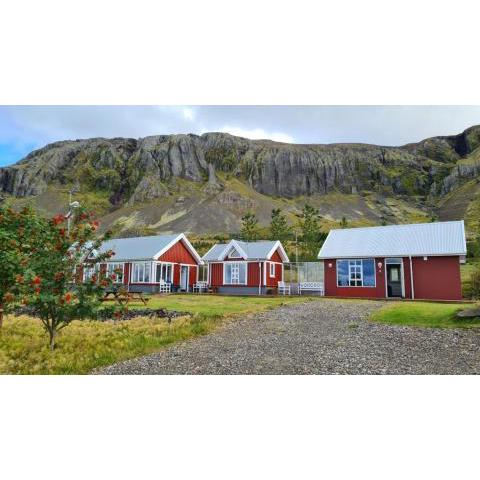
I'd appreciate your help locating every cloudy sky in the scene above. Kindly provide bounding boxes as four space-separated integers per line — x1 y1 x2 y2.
0 105 479 167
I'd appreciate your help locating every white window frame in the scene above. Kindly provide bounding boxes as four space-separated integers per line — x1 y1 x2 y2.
155 262 174 283
349 259 363 287
106 262 124 283
83 263 99 282
131 261 153 283
223 262 247 285
269 262 275 277
227 247 243 259
336 259 376 288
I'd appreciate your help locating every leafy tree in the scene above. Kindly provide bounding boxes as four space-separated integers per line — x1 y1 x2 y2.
298 203 323 260
269 208 291 241
26 209 115 350
339 216 348 229
0 206 46 328
240 211 260 241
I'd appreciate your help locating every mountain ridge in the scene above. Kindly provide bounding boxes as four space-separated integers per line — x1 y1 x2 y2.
1 125 480 237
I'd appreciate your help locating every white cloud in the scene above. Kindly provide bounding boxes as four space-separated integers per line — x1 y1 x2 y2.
182 107 195 121
217 126 295 143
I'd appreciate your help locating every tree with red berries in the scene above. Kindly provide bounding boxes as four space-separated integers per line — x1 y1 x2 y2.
25 209 115 349
0 205 47 328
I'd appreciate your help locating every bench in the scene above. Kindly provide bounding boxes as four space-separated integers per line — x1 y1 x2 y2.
193 281 208 293
298 282 324 295
277 281 291 295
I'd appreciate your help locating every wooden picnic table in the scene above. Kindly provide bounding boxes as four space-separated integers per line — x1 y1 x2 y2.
102 289 150 306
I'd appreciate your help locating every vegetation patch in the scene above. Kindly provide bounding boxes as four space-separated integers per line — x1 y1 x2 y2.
0 295 308 374
370 301 480 328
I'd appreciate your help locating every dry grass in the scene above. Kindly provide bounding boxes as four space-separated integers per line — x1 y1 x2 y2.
0 295 308 374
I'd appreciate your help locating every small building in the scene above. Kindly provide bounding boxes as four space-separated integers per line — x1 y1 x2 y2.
83 233 203 293
202 239 290 294
318 221 466 301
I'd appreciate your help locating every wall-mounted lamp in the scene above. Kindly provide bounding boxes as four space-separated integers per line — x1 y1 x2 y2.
328 263 333 268
377 262 383 269
423 256 428 261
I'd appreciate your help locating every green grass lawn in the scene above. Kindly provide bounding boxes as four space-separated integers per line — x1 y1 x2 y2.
0 294 308 374
128 294 307 316
370 301 480 328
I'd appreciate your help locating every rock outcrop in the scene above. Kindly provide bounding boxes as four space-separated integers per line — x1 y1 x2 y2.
1 126 480 207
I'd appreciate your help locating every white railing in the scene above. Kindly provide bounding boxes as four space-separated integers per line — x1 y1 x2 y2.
298 282 324 295
158 281 172 293
278 281 291 295
193 281 208 293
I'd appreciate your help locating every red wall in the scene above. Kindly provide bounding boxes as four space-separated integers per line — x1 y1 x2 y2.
411 256 462 300
158 240 199 265
324 256 462 300
324 258 385 298
210 263 223 286
124 238 199 288
248 262 262 286
209 246 285 288
270 250 283 263
266 262 283 287
209 261 282 287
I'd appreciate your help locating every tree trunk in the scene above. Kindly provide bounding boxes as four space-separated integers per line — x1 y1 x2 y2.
0 307 3 329
49 329 56 351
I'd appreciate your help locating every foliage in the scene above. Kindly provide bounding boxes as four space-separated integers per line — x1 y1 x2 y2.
0 295 308 374
467 266 480 299
23 209 115 349
205 147 238 172
339 216 348 229
240 211 260 241
0 206 47 326
298 203 326 260
370 302 476 328
269 208 291 241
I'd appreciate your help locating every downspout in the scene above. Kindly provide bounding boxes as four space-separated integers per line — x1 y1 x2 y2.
258 262 262 296
409 256 415 300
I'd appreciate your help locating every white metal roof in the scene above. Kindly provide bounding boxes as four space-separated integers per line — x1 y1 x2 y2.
318 221 466 259
96 233 202 263
203 239 289 262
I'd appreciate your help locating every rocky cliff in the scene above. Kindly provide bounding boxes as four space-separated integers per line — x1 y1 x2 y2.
1 126 480 234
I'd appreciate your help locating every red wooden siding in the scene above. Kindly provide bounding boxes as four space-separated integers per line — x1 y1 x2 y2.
270 250 283 263
210 263 223 286
324 256 462 300
411 256 462 300
124 263 131 285
265 262 283 287
158 239 199 265
247 262 261 286
189 265 197 285
324 258 386 298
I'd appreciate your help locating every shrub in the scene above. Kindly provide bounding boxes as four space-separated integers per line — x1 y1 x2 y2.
468 267 480 299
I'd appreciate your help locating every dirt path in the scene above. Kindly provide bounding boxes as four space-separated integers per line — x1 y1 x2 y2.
99 299 480 374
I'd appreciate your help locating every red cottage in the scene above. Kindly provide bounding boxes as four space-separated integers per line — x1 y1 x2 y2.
202 239 290 294
82 233 202 293
318 221 466 301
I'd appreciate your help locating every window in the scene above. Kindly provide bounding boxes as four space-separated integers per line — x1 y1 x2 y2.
224 262 247 284
156 263 173 283
228 247 242 259
269 262 275 277
337 259 375 287
106 262 124 283
131 262 152 283
83 264 99 282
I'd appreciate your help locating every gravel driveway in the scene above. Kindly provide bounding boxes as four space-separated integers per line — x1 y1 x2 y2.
99 299 480 374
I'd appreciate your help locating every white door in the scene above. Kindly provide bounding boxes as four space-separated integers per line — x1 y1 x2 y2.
180 266 189 291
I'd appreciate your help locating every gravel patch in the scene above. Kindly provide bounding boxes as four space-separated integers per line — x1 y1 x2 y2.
98 299 480 374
